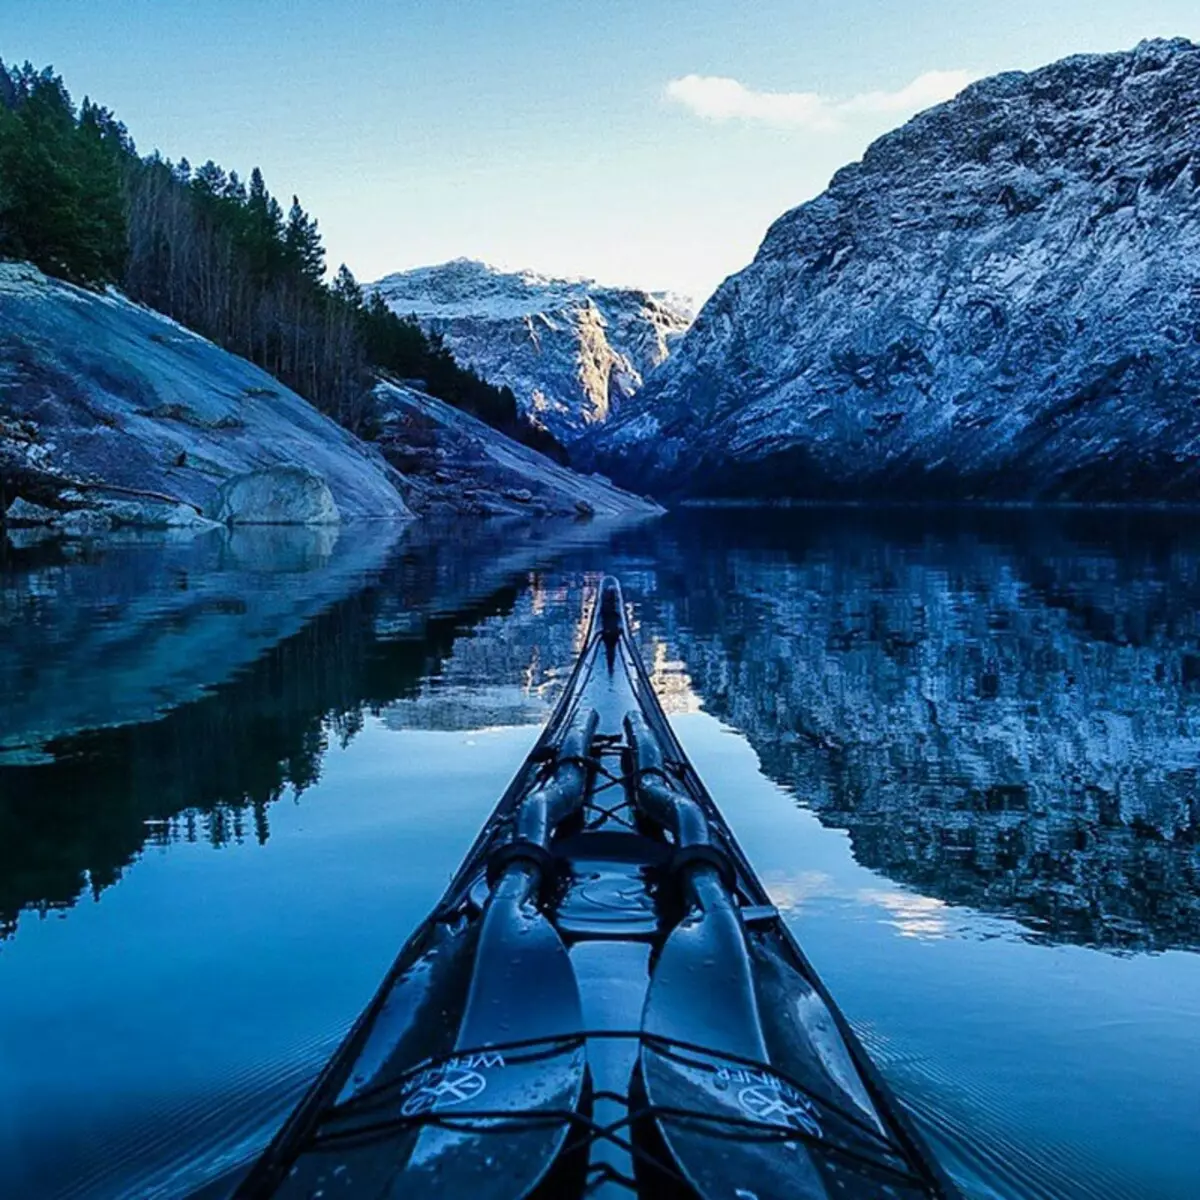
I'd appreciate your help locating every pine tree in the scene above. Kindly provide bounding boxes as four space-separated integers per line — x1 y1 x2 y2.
192 159 226 198
331 263 363 308
75 97 129 280
247 165 267 209
0 59 16 112
0 66 125 283
223 170 247 204
284 195 324 282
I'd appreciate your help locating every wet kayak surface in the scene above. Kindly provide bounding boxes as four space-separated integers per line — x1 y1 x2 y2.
1 510 1198 1198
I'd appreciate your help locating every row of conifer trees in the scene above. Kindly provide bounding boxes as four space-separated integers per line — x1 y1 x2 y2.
0 61 563 456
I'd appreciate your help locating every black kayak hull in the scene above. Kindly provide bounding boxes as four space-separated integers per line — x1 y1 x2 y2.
228 577 962 1200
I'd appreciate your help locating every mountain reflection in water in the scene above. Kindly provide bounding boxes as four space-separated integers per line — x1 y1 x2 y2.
0 520 612 935
635 511 1200 954
2 510 1199 954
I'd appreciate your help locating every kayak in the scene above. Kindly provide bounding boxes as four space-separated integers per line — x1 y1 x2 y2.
231 577 962 1199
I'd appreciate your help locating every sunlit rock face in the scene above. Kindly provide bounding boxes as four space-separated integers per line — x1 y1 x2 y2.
629 513 1200 952
593 40 1200 501
368 259 693 446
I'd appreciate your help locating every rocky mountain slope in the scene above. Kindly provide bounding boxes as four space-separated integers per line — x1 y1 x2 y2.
0 263 411 525
369 259 692 446
373 380 660 519
592 39 1200 501
0 262 655 529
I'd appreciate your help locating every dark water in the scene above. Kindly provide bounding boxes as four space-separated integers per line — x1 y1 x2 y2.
1 511 1198 1199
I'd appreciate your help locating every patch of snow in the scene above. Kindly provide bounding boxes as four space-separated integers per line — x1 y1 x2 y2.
367 259 693 445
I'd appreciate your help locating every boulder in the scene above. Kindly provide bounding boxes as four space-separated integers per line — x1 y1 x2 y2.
208 465 341 526
5 497 60 525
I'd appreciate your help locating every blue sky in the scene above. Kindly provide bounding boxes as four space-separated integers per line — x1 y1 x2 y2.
7 1 1200 301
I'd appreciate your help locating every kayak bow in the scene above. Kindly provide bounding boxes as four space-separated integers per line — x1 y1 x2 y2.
231 577 961 1199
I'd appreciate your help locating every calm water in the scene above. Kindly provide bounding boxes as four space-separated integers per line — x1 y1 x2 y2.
1 511 1198 1199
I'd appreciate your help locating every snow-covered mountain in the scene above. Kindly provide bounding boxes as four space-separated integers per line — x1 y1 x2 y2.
591 39 1200 501
368 259 693 446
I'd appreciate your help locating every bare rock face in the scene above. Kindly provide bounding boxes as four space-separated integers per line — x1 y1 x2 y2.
0 263 411 525
372 380 663 520
208 465 340 525
368 259 693 446
592 39 1200 501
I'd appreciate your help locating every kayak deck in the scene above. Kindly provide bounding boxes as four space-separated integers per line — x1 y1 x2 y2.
231 578 960 1199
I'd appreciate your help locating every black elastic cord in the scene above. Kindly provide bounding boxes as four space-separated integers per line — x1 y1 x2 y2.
309 1095 922 1189
309 1103 692 1189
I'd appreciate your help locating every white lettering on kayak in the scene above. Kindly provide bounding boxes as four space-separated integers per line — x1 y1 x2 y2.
456 1051 506 1070
401 1067 487 1116
737 1082 823 1139
399 1053 505 1116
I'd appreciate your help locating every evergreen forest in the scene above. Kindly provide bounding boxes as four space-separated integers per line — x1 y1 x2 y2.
0 61 564 458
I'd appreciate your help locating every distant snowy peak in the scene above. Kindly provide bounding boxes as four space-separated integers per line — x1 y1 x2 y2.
373 257 693 323
368 259 693 445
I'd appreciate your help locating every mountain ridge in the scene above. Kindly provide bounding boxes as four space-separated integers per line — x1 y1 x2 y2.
589 38 1200 502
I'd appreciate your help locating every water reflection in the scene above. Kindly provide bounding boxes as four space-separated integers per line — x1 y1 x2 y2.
2 510 1199 955
628 511 1200 953
0 523 401 765
0 519 629 935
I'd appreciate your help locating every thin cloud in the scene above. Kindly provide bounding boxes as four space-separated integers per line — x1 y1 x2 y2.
664 70 974 130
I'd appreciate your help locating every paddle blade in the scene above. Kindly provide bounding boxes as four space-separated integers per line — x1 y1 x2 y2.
272 897 587 1200
640 1039 832 1199
640 903 830 1197
390 895 588 1200
382 1037 587 1200
643 902 769 1061
457 892 584 1048
641 908 931 1198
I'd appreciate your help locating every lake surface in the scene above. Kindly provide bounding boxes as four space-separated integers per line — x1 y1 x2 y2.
1 510 1198 1199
